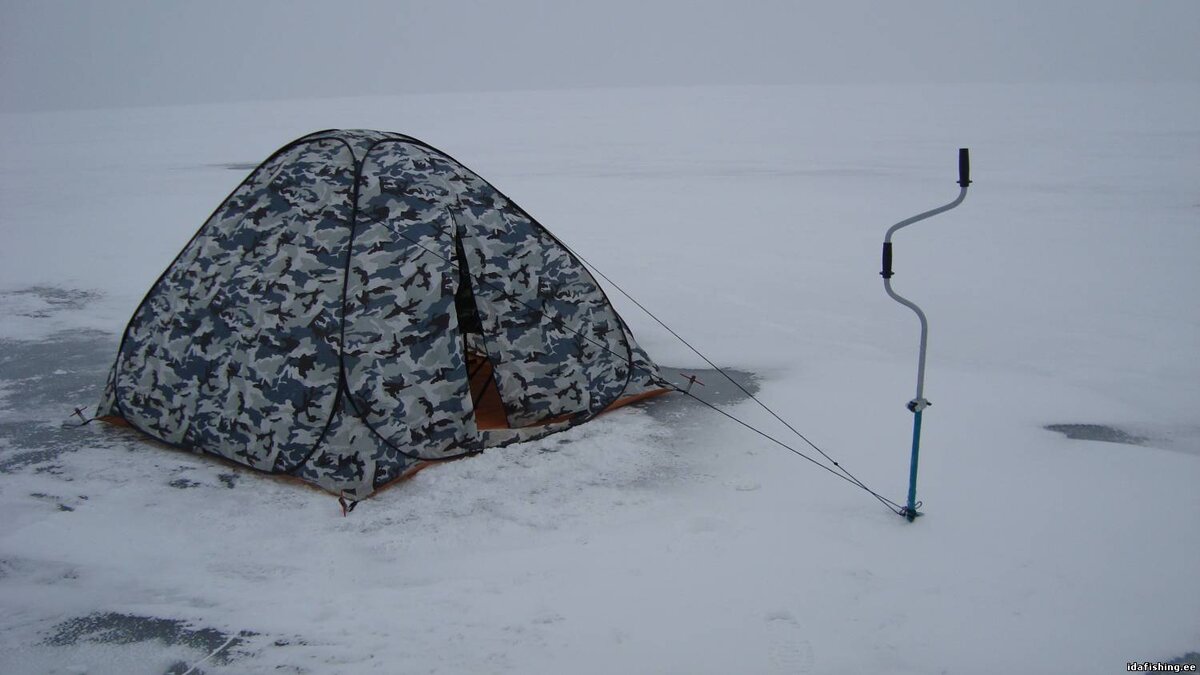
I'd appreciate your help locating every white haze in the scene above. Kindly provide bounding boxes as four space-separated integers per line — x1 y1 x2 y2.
1 0 1198 112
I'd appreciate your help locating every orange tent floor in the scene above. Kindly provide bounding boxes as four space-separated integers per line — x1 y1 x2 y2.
465 352 669 430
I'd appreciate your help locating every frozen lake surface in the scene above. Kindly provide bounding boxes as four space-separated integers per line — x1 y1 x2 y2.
1 83 1197 674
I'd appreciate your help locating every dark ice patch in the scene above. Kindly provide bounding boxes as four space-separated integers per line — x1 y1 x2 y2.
45 612 253 668
0 418 126 474
1044 423 1148 446
0 328 113 383
0 420 75 450
0 286 102 318
0 328 114 414
639 366 759 422
1 439 105 473
0 328 121 473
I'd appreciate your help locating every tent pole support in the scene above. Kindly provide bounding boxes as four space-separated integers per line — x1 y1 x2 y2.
880 148 971 522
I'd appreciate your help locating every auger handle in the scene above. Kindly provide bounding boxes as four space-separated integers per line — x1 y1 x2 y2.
958 148 971 188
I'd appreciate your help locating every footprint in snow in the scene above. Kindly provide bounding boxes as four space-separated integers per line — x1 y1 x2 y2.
763 610 815 673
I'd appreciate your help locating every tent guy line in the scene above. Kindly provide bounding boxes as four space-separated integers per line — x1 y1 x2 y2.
560 241 907 514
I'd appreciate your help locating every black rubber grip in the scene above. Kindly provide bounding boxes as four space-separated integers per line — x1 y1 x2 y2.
881 242 893 279
958 148 971 187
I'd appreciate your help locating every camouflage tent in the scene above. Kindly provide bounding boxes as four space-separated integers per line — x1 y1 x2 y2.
97 129 666 499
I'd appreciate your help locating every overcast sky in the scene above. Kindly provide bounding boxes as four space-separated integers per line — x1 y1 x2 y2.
2 0 1197 112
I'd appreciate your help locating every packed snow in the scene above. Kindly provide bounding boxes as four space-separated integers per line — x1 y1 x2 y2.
0 83 1197 674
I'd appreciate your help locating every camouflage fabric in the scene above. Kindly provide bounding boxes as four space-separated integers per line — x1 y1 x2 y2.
97 129 665 498
341 141 479 461
105 138 356 473
452 174 633 427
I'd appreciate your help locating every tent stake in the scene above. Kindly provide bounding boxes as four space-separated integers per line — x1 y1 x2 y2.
880 148 971 522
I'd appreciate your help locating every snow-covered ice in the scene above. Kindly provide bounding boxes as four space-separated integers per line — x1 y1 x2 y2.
0 83 1197 673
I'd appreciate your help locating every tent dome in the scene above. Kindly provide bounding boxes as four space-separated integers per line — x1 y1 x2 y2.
97 129 665 498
